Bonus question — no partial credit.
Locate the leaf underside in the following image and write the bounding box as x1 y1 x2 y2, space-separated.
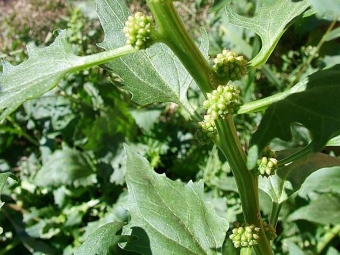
96 0 208 114
225 0 310 68
122 144 228 255
248 64 340 169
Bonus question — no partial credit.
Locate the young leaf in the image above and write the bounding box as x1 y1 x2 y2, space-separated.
225 0 310 68
122 144 228 255
0 30 135 122
96 0 209 117
248 64 340 169
0 172 14 208
259 152 340 204
34 147 96 187
75 222 138 255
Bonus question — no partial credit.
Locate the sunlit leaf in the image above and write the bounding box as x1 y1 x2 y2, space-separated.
248 65 340 169
309 0 340 21
0 30 135 122
75 222 138 255
122 144 228 255
96 0 209 117
225 0 310 68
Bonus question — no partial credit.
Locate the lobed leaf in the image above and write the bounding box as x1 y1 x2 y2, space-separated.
122 144 228 255
259 151 340 204
96 0 209 117
75 222 138 255
0 30 135 122
225 0 310 68
248 64 340 169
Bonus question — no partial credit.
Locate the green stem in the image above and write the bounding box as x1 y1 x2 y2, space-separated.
6 116 40 147
278 142 314 167
146 0 218 95
214 115 273 255
146 2 273 254
269 202 282 228
317 224 340 254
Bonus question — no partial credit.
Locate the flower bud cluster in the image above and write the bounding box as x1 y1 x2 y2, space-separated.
196 115 216 144
257 146 278 177
203 84 240 119
229 222 260 248
123 12 154 50
263 221 277 240
213 49 248 81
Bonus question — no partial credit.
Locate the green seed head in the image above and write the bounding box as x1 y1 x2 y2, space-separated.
123 12 154 50
229 222 260 248
257 146 278 177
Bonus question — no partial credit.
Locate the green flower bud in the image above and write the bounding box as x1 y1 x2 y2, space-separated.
203 84 240 120
195 115 216 144
213 49 248 81
257 146 278 177
229 222 260 248
263 221 277 241
123 12 154 50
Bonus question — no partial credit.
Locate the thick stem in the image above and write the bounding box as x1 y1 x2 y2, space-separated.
214 115 273 255
146 0 217 94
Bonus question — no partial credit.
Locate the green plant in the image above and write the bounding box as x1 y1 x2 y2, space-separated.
1 0 340 254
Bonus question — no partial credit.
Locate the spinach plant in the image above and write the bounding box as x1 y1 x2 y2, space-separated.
1 0 340 254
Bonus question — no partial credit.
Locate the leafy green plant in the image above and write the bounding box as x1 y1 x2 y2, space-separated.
1 0 340 254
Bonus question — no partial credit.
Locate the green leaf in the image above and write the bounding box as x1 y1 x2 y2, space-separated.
248 65 340 169
298 166 340 198
259 152 340 204
0 30 136 122
75 222 137 255
122 144 228 255
0 172 13 208
96 0 208 117
225 0 310 68
288 194 340 225
309 0 340 21
34 147 96 187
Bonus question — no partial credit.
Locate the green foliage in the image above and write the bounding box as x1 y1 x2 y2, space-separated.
0 0 340 254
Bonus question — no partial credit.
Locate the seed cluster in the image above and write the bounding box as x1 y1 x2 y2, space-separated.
123 12 154 50
229 222 260 248
263 221 277 241
257 146 278 177
213 49 248 81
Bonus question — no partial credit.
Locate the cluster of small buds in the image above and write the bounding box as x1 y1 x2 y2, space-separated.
203 84 241 119
229 222 260 248
196 114 216 144
257 146 278 177
123 12 154 50
213 49 248 81
262 221 277 241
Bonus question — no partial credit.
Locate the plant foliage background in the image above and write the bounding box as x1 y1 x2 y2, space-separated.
0 0 340 254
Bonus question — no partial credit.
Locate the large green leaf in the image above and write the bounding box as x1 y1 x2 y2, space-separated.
75 222 137 255
34 147 96 187
0 172 13 208
225 0 310 68
122 145 228 255
288 194 340 225
96 0 208 117
248 65 340 169
0 30 135 122
298 166 340 198
259 152 340 204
